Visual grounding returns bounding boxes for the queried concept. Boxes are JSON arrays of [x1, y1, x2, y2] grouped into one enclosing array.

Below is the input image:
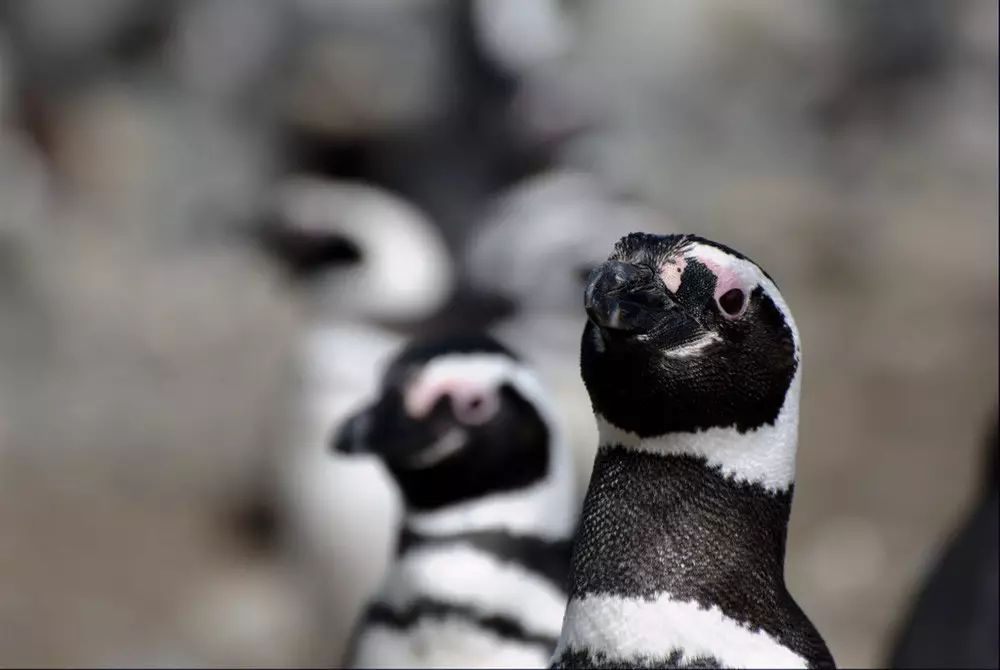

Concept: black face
[[580, 233, 798, 437], [332, 333, 551, 511]]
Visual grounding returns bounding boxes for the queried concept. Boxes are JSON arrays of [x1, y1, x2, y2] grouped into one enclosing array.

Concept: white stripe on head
[[404, 353, 577, 540], [676, 239, 801, 357], [274, 175, 454, 322], [406, 428, 469, 470], [554, 593, 808, 669], [595, 368, 799, 492], [405, 360, 504, 425], [660, 331, 722, 359], [352, 619, 553, 669], [379, 543, 567, 640]]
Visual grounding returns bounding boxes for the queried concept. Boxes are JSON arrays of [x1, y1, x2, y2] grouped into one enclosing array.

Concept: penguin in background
[[247, 2, 596, 659], [885, 414, 999, 670], [248, 174, 459, 662], [332, 331, 578, 669]]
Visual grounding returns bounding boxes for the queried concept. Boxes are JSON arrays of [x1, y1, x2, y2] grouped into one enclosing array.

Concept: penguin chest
[[350, 617, 555, 669], [351, 544, 567, 668]]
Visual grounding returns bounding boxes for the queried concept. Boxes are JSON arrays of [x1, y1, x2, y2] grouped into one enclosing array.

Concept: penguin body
[[333, 333, 577, 668], [553, 233, 834, 669]]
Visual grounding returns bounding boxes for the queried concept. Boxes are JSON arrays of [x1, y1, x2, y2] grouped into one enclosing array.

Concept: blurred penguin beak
[[330, 407, 372, 455]]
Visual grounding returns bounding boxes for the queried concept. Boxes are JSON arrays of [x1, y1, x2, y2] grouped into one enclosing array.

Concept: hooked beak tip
[[584, 260, 664, 334], [330, 411, 370, 456]]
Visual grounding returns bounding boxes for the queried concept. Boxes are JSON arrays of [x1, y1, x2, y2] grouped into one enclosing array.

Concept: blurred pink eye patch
[[404, 375, 501, 426]]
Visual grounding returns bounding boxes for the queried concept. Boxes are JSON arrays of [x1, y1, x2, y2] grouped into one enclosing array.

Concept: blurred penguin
[[332, 332, 577, 668], [886, 414, 999, 669], [252, 174, 457, 662]]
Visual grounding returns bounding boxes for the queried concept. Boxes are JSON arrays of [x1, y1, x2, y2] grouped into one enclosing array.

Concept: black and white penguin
[[552, 233, 836, 669], [332, 332, 578, 668]]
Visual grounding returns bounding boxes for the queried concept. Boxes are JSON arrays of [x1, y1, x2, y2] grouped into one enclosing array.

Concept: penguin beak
[[330, 406, 373, 455], [584, 261, 673, 335], [331, 400, 439, 464]]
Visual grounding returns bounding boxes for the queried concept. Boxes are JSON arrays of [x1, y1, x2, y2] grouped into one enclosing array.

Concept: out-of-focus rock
[[166, 0, 286, 110], [278, 0, 452, 139], [3, 0, 173, 88], [42, 80, 275, 244]]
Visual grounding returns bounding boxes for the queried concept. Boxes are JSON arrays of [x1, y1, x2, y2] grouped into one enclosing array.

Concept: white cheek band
[[405, 428, 469, 470]]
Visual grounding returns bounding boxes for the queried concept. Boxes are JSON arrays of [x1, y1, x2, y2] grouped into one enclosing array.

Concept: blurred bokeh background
[[0, 1, 996, 667]]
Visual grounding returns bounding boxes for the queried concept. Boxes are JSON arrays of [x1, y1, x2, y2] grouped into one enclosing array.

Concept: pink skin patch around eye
[[660, 253, 748, 316], [404, 376, 501, 426], [697, 256, 748, 317], [659, 257, 687, 293]]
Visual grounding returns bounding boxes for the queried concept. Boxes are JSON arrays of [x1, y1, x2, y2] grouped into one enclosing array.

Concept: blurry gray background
[[0, 1, 996, 668]]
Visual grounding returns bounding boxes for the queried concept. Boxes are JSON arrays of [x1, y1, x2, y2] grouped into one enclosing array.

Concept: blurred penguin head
[[331, 332, 557, 511], [253, 175, 455, 324]]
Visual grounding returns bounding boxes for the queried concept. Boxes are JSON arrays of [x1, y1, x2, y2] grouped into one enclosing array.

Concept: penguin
[[885, 414, 999, 669], [249, 173, 459, 662], [552, 232, 836, 669], [332, 332, 578, 669]]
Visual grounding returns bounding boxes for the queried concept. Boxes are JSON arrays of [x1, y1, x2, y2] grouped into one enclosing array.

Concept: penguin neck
[[401, 440, 578, 544], [579, 438, 794, 590], [594, 369, 803, 493], [576, 402, 802, 598]]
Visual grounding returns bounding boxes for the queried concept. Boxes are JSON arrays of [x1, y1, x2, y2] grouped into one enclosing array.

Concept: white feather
[[379, 543, 567, 640], [554, 593, 808, 669], [352, 619, 552, 669]]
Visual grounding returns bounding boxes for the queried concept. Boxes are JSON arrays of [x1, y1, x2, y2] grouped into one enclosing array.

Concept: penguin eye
[[717, 288, 746, 317], [452, 391, 500, 426]]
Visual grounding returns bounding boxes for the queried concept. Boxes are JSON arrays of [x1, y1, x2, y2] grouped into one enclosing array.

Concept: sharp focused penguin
[[332, 332, 578, 669], [552, 233, 835, 669]]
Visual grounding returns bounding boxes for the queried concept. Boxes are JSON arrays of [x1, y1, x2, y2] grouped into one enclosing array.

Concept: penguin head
[[331, 333, 555, 511], [581, 232, 800, 439], [252, 175, 455, 324]]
